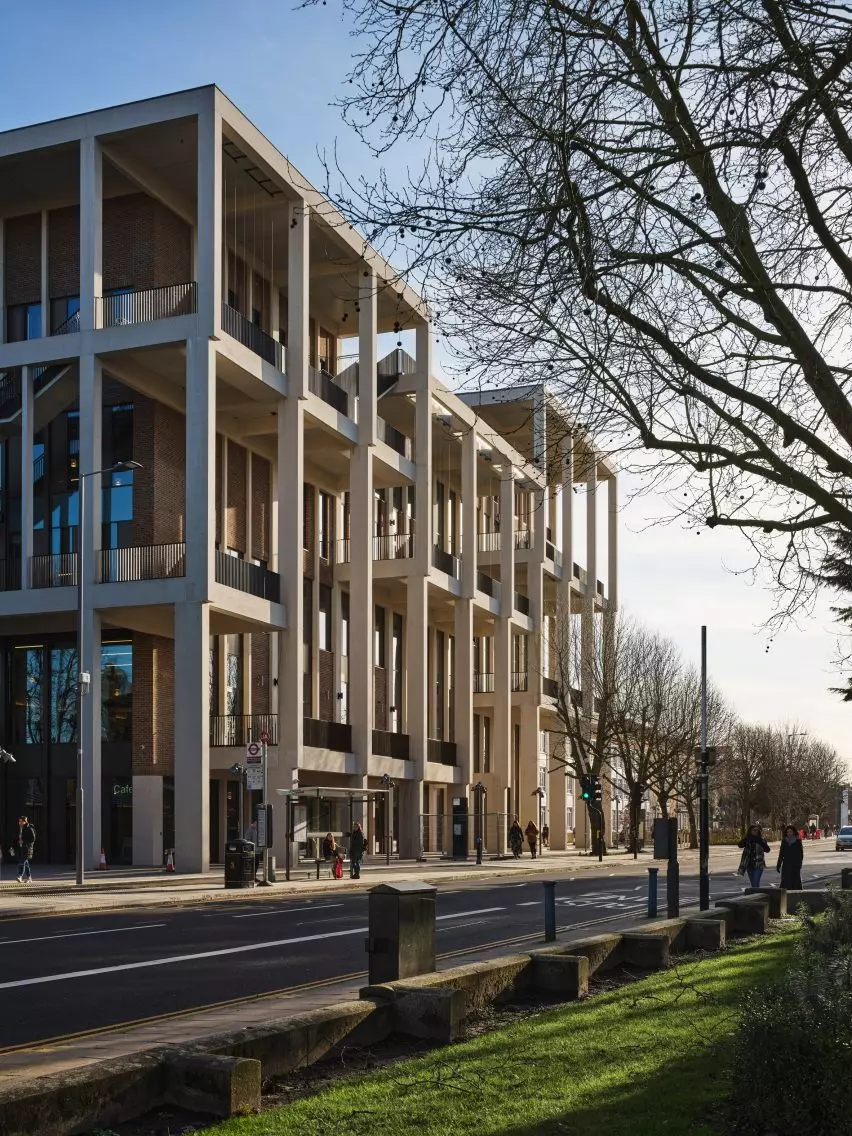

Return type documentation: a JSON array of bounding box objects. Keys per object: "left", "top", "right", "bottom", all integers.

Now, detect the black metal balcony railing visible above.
[
  {"left": 303, "top": 717, "right": 352, "bottom": 752},
  {"left": 432, "top": 545, "right": 462, "bottom": 579},
  {"left": 597, "top": 580, "right": 605, "bottom": 596},
  {"left": 478, "top": 531, "right": 500, "bottom": 553},
  {"left": 52, "top": 309, "right": 80, "bottom": 335},
  {"left": 427, "top": 738, "right": 458, "bottom": 766},
  {"left": 514, "top": 591, "right": 531, "bottom": 616},
  {"left": 514, "top": 529, "right": 532, "bottom": 550},
  {"left": 372, "top": 729, "right": 411, "bottom": 760},
  {"left": 473, "top": 672, "right": 495, "bottom": 694},
  {"left": 98, "top": 543, "right": 186, "bottom": 583},
  {"left": 477, "top": 571, "right": 501, "bottom": 601},
  {"left": 30, "top": 552, "right": 77, "bottom": 589},
  {"left": 543, "top": 676, "right": 559, "bottom": 700},
  {"left": 573, "top": 562, "right": 581, "bottom": 578},
  {"left": 309, "top": 367, "right": 356, "bottom": 419},
  {"left": 512, "top": 671, "right": 529, "bottom": 692},
  {"left": 221, "top": 302, "right": 283, "bottom": 370},
  {"left": 374, "top": 533, "right": 415, "bottom": 561},
  {"left": 33, "top": 452, "right": 45, "bottom": 484},
  {"left": 0, "top": 369, "right": 20, "bottom": 418},
  {"left": 0, "top": 559, "right": 21, "bottom": 591},
  {"left": 99, "top": 282, "right": 197, "bottom": 329},
  {"left": 210, "top": 714, "right": 278, "bottom": 747},
  {"left": 376, "top": 416, "right": 413, "bottom": 460},
  {"left": 545, "top": 541, "right": 556, "bottom": 561},
  {"left": 215, "top": 550, "right": 281, "bottom": 603}
]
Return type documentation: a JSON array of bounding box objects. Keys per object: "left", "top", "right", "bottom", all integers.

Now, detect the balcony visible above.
[
  {"left": 0, "top": 559, "right": 21, "bottom": 591},
  {"left": 432, "top": 545, "right": 462, "bottom": 579},
  {"left": 304, "top": 717, "right": 352, "bottom": 752},
  {"left": 512, "top": 670, "right": 529, "bottom": 692},
  {"left": 514, "top": 591, "right": 531, "bottom": 616},
  {"left": 98, "top": 543, "right": 186, "bottom": 583},
  {"left": 514, "top": 529, "right": 532, "bottom": 550},
  {"left": 52, "top": 310, "right": 80, "bottom": 336},
  {"left": 372, "top": 729, "right": 411, "bottom": 760},
  {"left": 474, "top": 671, "right": 495, "bottom": 694},
  {"left": 427, "top": 738, "right": 457, "bottom": 766},
  {"left": 220, "top": 302, "right": 283, "bottom": 369},
  {"left": 376, "top": 415, "right": 413, "bottom": 460},
  {"left": 478, "top": 531, "right": 500, "bottom": 553},
  {"left": 210, "top": 714, "right": 278, "bottom": 747},
  {"left": 215, "top": 551, "right": 281, "bottom": 603},
  {"left": 337, "top": 531, "right": 415, "bottom": 564},
  {"left": 309, "top": 367, "right": 356, "bottom": 419},
  {"left": 30, "top": 552, "right": 77, "bottom": 589},
  {"left": 477, "top": 571, "right": 501, "bottom": 602},
  {"left": 543, "top": 676, "right": 559, "bottom": 699},
  {"left": 99, "top": 282, "right": 197, "bottom": 329}
]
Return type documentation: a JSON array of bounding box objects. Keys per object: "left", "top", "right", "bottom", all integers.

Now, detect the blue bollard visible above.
[
  {"left": 544, "top": 880, "right": 557, "bottom": 941},
  {"left": 648, "top": 867, "right": 659, "bottom": 918}
]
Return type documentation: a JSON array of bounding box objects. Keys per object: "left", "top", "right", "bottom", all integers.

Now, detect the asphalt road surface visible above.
[{"left": 0, "top": 856, "right": 841, "bottom": 1051}]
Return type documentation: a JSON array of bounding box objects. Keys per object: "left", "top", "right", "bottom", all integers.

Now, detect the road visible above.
[{"left": 0, "top": 848, "right": 842, "bottom": 1052}]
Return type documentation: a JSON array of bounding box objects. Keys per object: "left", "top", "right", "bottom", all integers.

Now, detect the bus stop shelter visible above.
[{"left": 275, "top": 784, "right": 394, "bottom": 880}]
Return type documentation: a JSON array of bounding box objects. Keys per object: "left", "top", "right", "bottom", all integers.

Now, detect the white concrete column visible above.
[
  {"left": 0, "top": 218, "right": 5, "bottom": 345},
  {"left": 404, "top": 575, "right": 429, "bottom": 857},
  {"left": 547, "top": 734, "right": 567, "bottom": 851},
  {"left": 271, "top": 286, "right": 280, "bottom": 344},
  {"left": 132, "top": 775, "right": 164, "bottom": 867},
  {"left": 499, "top": 466, "right": 515, "bottom": 617},
  {"left": 79, "top": 136, "right": 102, "bottom": 333},
  {"left": 287, "top": 200, "right": 309, "bottom": 399},
  {"left": 332, "top": 581, "right": 343, "bottom": 720},
  {"left": 350, "top": 444, "right": 373, "bottom": 774},
  {"left": 20, "top": 366, "right": 33, "bottom": 589},
  {"left": 608, "top": 474, "right": 619, "bottom": 609},
  {"left": 414, "top": 323, "right": 432, "bottom": 573},
  {"left": 454, "top": 599, "right": 474, "bottom": 785},
  {"left": 79, "top": 355, "right": 103, "bottom": 559},
  {"left": 359, "top": 271, "right": 377, "bottom": 446},
  {"left": 581, "top": 451, "right": 597, "bottom": 721},
  {"left": 519, "top": 704, "right": 540, "bottom": 831},
  {"left": 310, "top": 484, "right": 321, "bottom": 720},
  {"left": 560, "top": 443, "right": 574, "bottom": 596},
  {"left": 174, "top": 601, "right": 211, "bottom": 872},
  {"left": 427, "top": 626, "right": 438, "bottom": 737},
  {"left": 461, "top": 427, "right": 477, "bottom": 598},
  {"left": 185, "top": 338, "right": 215, "bottom": 600},
  {"left": 533, "top": 388, "right": 547, "bottom": 469},
  {"left": 81, "top": 607, "right": 102, "bottom": 868},
  {"left": 196, "top": 107, "right": 222, "bottom": 340},
  {"left": 277, "top": 395, "right": 304, "bottom": 786},
  {"left": 40, "top": 211, "right": 49, "bottom": 338}
]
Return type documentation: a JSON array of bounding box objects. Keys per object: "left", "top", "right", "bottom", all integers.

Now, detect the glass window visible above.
[
  {"left": 26, "top": 303, "right": 42, "bottom": 340},
  {"left": 341, "top": 591, "right": 349, "bottom": 657},
  {"left": 374, "top": 606, "right": 386, "bottom": 668},
  {"left": 484, "top": 716, "right": 491, "bottom": 774},
  {"left": 12, "top": 645, "right": 43, "bottom": 744},
  {"left": 225, "top": 635, "right": 243, "bottom": 717},
  {"left": 319, "top": 585, "right": 332, "bottom": 651},
  {"left": 473, "top": 714, "right": 481, "bottom": 774},
  {"left": 102, "top": 641, "right": 132, "bottom": 742},
  {"left": 50, "top": 646, "right": 78, "bottom": 743}
]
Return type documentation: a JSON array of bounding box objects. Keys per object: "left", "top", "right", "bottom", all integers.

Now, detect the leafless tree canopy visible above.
[{"left": 321, "top": 0, "right": 852, "bottom": 609}]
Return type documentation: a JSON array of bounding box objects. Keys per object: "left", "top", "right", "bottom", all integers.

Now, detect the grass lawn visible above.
[{"left": 202, "top": 926, "right": 798, "bottom": 1136}]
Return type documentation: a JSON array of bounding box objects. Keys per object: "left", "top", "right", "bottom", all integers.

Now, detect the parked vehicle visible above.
[{"left": 835, "top": 826, "right": 852, "bottom": 852}]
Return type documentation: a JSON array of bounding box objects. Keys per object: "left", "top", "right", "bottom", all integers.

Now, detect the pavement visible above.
[{"left": 0, "top": 838, "right": 843, "bottom": 1087}]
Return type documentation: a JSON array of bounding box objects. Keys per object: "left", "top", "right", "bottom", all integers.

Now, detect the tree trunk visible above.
[
  {"left": 629, "top": 787, "right": 643, "bottom": 858},
  {"left": 589, "top": 805, "right": 607, "bottom": 857},
  {"left": 684, "top": 793, "right": 698, "bottom": 850}
]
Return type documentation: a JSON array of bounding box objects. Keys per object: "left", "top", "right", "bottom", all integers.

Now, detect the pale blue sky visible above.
[{"left": 3, "top": 2, "right": 849, "bottom": 762}]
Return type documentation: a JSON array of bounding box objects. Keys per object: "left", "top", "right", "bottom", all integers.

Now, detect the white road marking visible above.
[
  {"left": 232, "top": 904, "right": 344, "bottom": 919},
  {"left": 0, "top": 923, "right": 166, "bottom": 948},
  {"left": 437, "top": 921, "right": 485, "bottom": 932},
  {"left": 515, "top": 901, "right": 539, "bottom": 907},
  {"left": 436, "top": 907, "right": 505, "bottom": 921}
]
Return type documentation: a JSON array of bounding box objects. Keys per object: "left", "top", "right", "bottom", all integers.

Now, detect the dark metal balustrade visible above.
[
  {"left": 99, "top": 282, "right": 197, "bottom": 328},
  {"left": 98, "top": 543, "right": 186, "bottom": 583},
  {"left": 210, "top": 714, "right": 278, "bottom": 747},
  {"left": 427, "top": 738, "right": 457, "bottom": 766},
  {"left": 215, "top": 550, "right": 281, "bottom": 602},
  {"left": 372, "top": 729, "right": 411, "bottom": 760},
  {"left": 303, "top": 717, "right": 352, "bottom": 752}
]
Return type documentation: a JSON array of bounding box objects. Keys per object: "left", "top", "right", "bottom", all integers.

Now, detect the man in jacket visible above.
[
  {"left": 17, "top": 815, "right": 35, "bottom": 883},
  {"left": 350, "top": 822, "right": 366, "bottom": 879}
]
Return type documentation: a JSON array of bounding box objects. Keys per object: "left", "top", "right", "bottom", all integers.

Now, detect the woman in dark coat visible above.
[
  {"left": 349, "top": 822, "right": 366, "bottom": 879},
  {"left": 776, "top": 824, "right": 804, "bottom": 890}
]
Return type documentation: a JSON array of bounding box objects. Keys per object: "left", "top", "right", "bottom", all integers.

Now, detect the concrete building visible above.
[{"left": 0, "top": 87, "right": 617, "bottom": 871}]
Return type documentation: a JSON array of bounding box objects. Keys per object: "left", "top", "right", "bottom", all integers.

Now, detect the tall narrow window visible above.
[
  {"left": 374, "top": 606, "right": 386, "bottom": 668},
  {"left": 392, "top": 613, "right": 403, "bottom": 733},
  {"left": 473, "top": 713, "right": 481, "bottom": 774}
]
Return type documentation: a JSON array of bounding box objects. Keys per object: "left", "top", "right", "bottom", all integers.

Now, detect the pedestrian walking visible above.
[
  {"left": 776, "top": 825, "right": 804, "bottom": 891},
  {"left": 525, "top": 819, "right": 539, "bottom": 859},
  {"left": 349, "top": 822, "right": 366, "bottom": 879},
  {"left": 737, "top": 824, "right": 770, "bottom": 889},
  {"left": 16, "top": 815, "right": 35, "bottom": 884},
  {"left": 541, "top": 824, "right": 550, "bottom": 850},
  {"left": 508, "top": 817, "right": 524, "bottom": 858}
]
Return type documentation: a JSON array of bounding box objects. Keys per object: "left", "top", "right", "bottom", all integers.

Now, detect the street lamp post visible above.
[
  {"left": 73, "top": 459, "right": 141, "bottom": 887},
  {"left": 0, "top": 747, "right": 15, "bottom": 883}
]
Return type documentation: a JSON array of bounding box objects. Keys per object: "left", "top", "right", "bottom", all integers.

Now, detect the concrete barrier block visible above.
[
  {"left": 363, "top": 954, "right": 532, "bottom": 1016},
  {"left": 841, "top": 868, "right": 852, "bottom": 891},
  {"left": 393, "top": 986, "right": 466, "bottom": 1042},
  {"left": 643, "top": 918, "right": 688, "bottom": 951},
  {"left": 565, "top": 933, "right": 623, "bottom": 974},
  {"left": 686, "top": 916, "right": 726, "bottom": 951},
  {"left": 528, "top": 952, "right": 589, "bottom": 998},
  {"left": 621, "top": 933, "right": 671, "bottom": 970},
  {"left": 166, "top": 1052, "right": 260, "bottom": 1118},
  {"left": 715, "top": 895, "right": 769, "bottom": 934},
  {"left": 785, "top": 889, "right": 832, "bottom": 915},
  {"left": 745, "top": 887, "right": 787, "bottom": 917}
]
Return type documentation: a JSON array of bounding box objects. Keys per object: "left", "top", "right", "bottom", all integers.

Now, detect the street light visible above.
[
  {"left": 0, "top": 747, "right": 15, "bottom": 883},
  {"left": 72, "top": 459, "right": 142, "bottom": 887}
]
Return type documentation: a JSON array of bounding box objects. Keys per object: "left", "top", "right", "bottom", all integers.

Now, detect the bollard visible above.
[
  {"left": 475, "top": 835, "right": 483, "bottom": 866},
  {"left": 647, "top": 866, "right": 659, "bottom": 918},
  {"left": 544, "top": 880, "right": 557, "bottom": 942}
]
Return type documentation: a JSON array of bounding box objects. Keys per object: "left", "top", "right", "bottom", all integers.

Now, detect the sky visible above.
[{"left": 2, "top": 1, "right": 849, "bottom": 763}]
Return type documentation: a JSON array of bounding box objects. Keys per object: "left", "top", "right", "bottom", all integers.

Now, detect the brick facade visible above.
[
  {"left": 4, "top": 212, "right": 41, "bottom": 306},
  {"left": 102, "top": 193, "right": 192, "bottom": 293},
  {"left": 48, "top": 206, "right": 80, "bottom": 298},
  {"left": 226, "top": 440, "right": 246, "bottom": 553},
  {"left": 319, "top": 648, "right": 334, "bottom": 722},
  {"left": 251, "top": 453, "right": 270, "bottom": 563},
  {"left": 132, "top": 398, "right": 186, "bottom": 547},
  {"left": 251, "top": 633, "right": 270, "bottom": 715},
  {"left": 132, "top": 632, "right": 175, "bottom": 775}
]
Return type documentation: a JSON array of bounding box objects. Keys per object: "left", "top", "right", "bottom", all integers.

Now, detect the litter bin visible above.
[{"left": 225, "top": 839, "right": 256, "bottom": 888}]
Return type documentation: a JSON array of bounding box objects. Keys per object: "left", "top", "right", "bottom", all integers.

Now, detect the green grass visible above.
[{"left": 203, "top": 928, "right": 798, "bottom": 1136}]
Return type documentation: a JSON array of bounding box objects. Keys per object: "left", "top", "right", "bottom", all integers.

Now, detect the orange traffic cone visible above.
[
  {"left": 165, "top": 849, "right": 175, "bottom": 873},
  {"left": 98, "top": 847, "right": 107, "bottom": 870}
]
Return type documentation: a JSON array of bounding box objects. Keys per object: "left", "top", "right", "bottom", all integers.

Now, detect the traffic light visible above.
[
  {"left": 592, "top": 777, "right": 603, "bottom": 804},
  {"left": 581, "top": 776, "right": 592, "bottom": 801}
]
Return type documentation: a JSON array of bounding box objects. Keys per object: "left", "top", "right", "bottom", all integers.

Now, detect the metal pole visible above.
[
  {"left": 699, "top": 625, "right": 710, "bottom": 911},
  {"left": 261, "top": 740, "right": 269, "bottom": 885},
  {"left": 386, "top": 789, "right": 391, "bottom": 866},
  {"left": 647, "top": 866, "right": 658, "bottom": 918},
  {"left": 76, "top": 474, "right": 86, "bottom": 888},
  {"left": 285, "top": 795, "right": 292, "bottom": 882},
  {"left": 667, "top": 818, "right": 680, "bottom": 917},
  {"left": 543, "top": 880, "right": 556, "bottom": 942}
]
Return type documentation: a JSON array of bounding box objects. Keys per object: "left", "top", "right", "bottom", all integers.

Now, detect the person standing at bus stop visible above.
[{"left": 350, "top": 822, "right": 366, "bottom": 879}]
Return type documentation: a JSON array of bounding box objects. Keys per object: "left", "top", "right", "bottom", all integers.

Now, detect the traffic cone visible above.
[
  {"left": 98, "top": 847, "right": 108, "bottom": 870},
  {"left": 165, "top": 849, "right": 175, "bottom": 873}
]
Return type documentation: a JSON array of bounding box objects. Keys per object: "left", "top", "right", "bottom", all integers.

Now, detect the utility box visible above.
[
  {"left": 451, "top": 796, "right": 469, "bottom": 860},
  {"left": 653, "top": 818, "right": 677, "bottom": 860},
  {"left": 365, "top": 881, "right": 437, "bottom": 984}
]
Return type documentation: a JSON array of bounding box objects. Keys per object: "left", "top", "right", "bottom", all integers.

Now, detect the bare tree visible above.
[{"left": 319, "top": 0, "right": 852, "bottom": 613}]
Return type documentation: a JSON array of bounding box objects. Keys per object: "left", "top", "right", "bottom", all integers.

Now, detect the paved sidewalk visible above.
[{"left": 0, "top": 844, "right": 744, "bottom": 921}]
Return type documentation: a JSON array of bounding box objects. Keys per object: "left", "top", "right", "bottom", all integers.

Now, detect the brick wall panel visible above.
[
  {"left": 48, "top": 205, "right": 80, "bottom": 298},
  {"left": 4, "top": 213, "right": 41, "bottom": 306},
  {"left": 132, "top": 633, "right": 174, "bottom": 776},
  {"left": 103, "top": 193, "right": 191, "bottom": 293},
  {"left": 319, "top": 649, "right": 334, "bottom": 722},
  {"left": 153, "top": 404, "right": 186, "bottom": 545},
  {"left": 251, "top": 633, "right": 269, "bottom": 715},
  {"left": 215, "top": 436, "right": 222, "bottom": 546},
  {"left": 226, "top": 440, "right": 246, "bottom": 553},
  {"left": 251, "top": 453, "right": 270, "bottom": 562}
]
